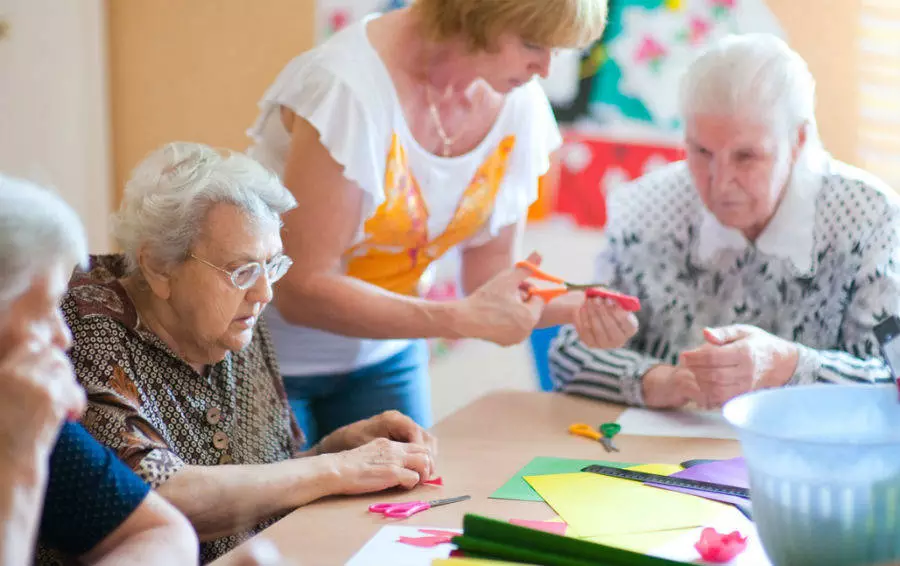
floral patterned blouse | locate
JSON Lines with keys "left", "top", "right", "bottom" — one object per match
{"left": 62, "top": 255, "right": 303, "bottom": 563}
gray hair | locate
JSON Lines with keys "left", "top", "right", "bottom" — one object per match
{"left": 0, "top": 175, "right": 88, "bottom": 304}
{"left": 113, "top": 142, "right": 297, "bottom": 274}
{"left": 679, "top": 33, "right": 827, "bottom": 168}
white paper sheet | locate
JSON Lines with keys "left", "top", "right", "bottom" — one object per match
{"left": 345, "top": 525, "right": 460, "bottom": 566}
{"left": 649, "top": 508, "right": 772, "bottom": 565}
{"left": 616, "top": 407, "right": 739, "bottom": 440}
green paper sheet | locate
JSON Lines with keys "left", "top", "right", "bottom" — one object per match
{"left": 490, "top": 457, "right": 635, "bottom": 502}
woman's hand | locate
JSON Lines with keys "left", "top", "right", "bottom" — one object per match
{"left": 329, "top": 438, "right": 435, "bottom": 495}
{"left": 315, "top": 410, "right": 436, "bottom": 457}
{"left": 454, "top": 254, "right": 546, "bottom": 346}
{"left": 0, "top": 339, "right": 86, "bottom": 472}
{"left": 574, "top": 297, "right": 639, "bottom": 349}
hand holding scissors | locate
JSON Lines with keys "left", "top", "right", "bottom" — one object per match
{"left": 368, "top": 495, "right": 471, "bottom": 519}
{"left": 516, "top": 261, "right": 641, "bottom": 311}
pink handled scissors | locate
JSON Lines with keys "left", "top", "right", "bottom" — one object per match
{"left": 368, "top": 495, "right": 471, "bottom": 519}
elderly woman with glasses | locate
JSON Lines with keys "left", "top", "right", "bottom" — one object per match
{"left": 67, "top": 142, "right": 437, "bottom": 564}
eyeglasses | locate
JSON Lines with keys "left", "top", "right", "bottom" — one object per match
{"left": 188, "top": 253, "right": 293, "bottom": 290}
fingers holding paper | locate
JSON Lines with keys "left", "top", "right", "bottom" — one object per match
{"left": 574, "top": 296, "right": 639, "bottom": 349}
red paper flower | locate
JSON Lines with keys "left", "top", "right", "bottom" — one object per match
{"left": 694, "top": 528, "right": 748, "bottom": 563}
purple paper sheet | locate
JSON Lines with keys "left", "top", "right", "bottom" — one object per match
{"left": 646, "top": 457, "right": 750, "bottom": 507}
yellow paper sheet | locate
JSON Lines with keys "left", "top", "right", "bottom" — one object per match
{"left": 586, "top": 528, "right": 697, "bottom": 553}
{"left": 432, "top": 560, "right": 532, "bottom": 566}
{"left": 524, "top": 464, "right": 730, "bottom": 538}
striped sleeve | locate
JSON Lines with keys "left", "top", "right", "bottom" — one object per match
{"left": 548, "top": 325, "right": 661, "bottom": 406}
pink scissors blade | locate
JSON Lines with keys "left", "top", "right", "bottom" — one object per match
{"left": 369, "top": 500, "right": 431, "bottom": 518}
{"left": 368, "top": 495, "right": 471, "bottom": 519}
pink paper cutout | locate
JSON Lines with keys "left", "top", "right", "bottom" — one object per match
{"left": 396, "top": 528, "right": 458, "bottom": 548}
{"left": 397, "top": 535, "right": 451, "bottom": 548}
{"left": 635, "top": 36, "right": 667, "bottom": 64}
{"left": 509, "top": 519, "right": 568, "bottom": 535}
{"left": 423, "top": 477, "right": 444, "bottom": 486}
{"left": 711, "top": 0, "right": 736, "bottom": 7}
{"left": 689, "top": 17, "right": 711, "bottom": 45}
{"left": 418, "top": 529, "right": 461, "bottom": 537}
{"left": 694, "top": 527, "right": 748, "bottom": 563}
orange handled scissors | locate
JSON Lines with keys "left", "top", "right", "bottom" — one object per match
{"left": 516, "top": 261, "right": 641, "bottom": 312}
{"left": 569, "top": 422, "right": 621, "bottom": 452}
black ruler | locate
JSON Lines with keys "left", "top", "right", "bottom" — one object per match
{"left": 582, "top": 464, "right": 750, "bottom": 499}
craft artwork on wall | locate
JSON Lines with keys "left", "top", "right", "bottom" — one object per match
{"left": 541, "top": 0, "right": 785, "bottom": 133}
{"left": 316, "top": 0, "right": 408, "bottom": 42}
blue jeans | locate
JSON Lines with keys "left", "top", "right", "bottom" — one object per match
{"left": 283, "top": 340, "right": 432, "bottom": 449}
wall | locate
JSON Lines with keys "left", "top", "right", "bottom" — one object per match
{"left": 107, "top": 0, "right": 316, "bottom": 198}
{"left": 0, "top": 0, "right": 112, "bottom": 251}
{"left": 766, "top": 0, "right": 860, "bottom": 164}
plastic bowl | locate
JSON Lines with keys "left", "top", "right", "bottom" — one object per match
{"left": 723, "top": 384, "right": 900, "bottom": 566}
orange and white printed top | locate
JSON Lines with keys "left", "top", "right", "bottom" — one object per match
{"left": 247, "top": 14, "right": 562, "bottom": 376}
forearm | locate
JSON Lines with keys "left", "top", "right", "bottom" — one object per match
{"left": 790, "top": 344, "right": 894, "bottom": 386}
{"left": 155, "top": 456, "right": 339, "bottom": 541}
{"left": 549, "top": 325, "right": 660, "bottom": 405}
{"left": 274, "top": 273, "right": 465, "bottom": 340}
{"left": 0, "top": 457, "right": 47, "bottom": 566}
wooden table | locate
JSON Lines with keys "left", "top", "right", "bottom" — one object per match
{"left": 212, "top": 391, "right": 741, "bottom": 565}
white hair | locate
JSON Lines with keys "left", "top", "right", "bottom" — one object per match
{"left": 0, "top": 175, "right": 88, "bottom": 304}
{"left": 113, "top": 142, "right": 297, "bottom": 274}
{"left": 679, "top": 33, "right": 827, "bottom": 169}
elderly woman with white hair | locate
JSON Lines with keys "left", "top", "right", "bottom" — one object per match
{"left": 66, "top": 142, "right": 439, "bottom": 564}
{"left": 550, "top": 33, "right": 900, "bottom": 409}
{"left": 0, "top": 175, "right": 197, "bottom": 566}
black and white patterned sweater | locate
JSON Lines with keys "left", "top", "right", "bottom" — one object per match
{"left": 550, "top": 158, "right": 900, "bottom": 405}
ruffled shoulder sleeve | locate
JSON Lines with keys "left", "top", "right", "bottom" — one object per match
{"left": 248, "top": 39, "right": 394, "bottom": 217}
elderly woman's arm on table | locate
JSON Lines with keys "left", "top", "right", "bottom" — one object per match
{"left": 70, "top": 324, "right": 433, "bottom": 542}
{"left": 550, "top": 215, "right": 900, "bottom": 409}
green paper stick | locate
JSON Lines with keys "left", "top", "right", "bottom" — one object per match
{"left": 454, "top": 514, "right": 694, "bottom": 566}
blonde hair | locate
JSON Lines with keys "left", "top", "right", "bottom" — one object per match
{"left": 412, "top": 0, "right": 608, "bottom": 51}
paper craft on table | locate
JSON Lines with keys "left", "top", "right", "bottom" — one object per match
{"left": 524, "top": 464, "right": 732, "bottom": 538}
{"left": 650, "top": 457, "right": 750, "bottom": 507}
{"left": 617, "top": 407, "right": 738, "bottom": 440}
{"left": 648, "top": 506, "right": 771, "bottom": 566}
{"left": 346, "top": 525, "right": 461, "bottom": 566}
{"left": 490, "top": 456, "right": 634, "bottom": 501}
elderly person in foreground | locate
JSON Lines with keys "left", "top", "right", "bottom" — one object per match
{"left": 0, "top": 175, "right": 197, "bottom": 566}
{"left": 549, "top": 33, "right": 900, "bottom": 409}
{"left": 67, "top": 142, "right": 439, "bottom": 564}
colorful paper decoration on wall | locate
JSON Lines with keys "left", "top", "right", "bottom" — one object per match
{"left": 542, "top": 0, "right": 785, "bottom": 132}
{"left": 316, "top": 0, "right": 409, "bottom": 42}
{"left": 554, "top": 132, "right": 685, "bottom": 228}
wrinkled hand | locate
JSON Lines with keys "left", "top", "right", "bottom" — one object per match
{"left": 641, "top": 364, "right": 705, "bottom": 409}
{"left": 574, "top": 296, "right": 639, "bottom": 349}
{"left": 331, "top": 438, "right": 435, "bottom": 495}
{"left": 0, "top": 339, "right": 86, "bottom": 468}
{"left": 456, "top": 252, "right": 546, "bottom": 347}
{"left": 315, "top": 410, "right": 437, "bottom": 457}
{"left": 679, "top": 325, "right": 799, "bottom": 408}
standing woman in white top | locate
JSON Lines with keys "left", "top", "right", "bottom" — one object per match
{"left": 247, "top": 0, "right": 635, "bottom": 445}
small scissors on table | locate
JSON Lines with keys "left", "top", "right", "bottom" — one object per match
{"left": 569, "top": 422, "right": 622, "bottom": 453}
{"left": 368, "top": 495, "right": 471, "bottom": 519}
{"left": 516, "top": 261, "right": 641, "bottom": 311}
